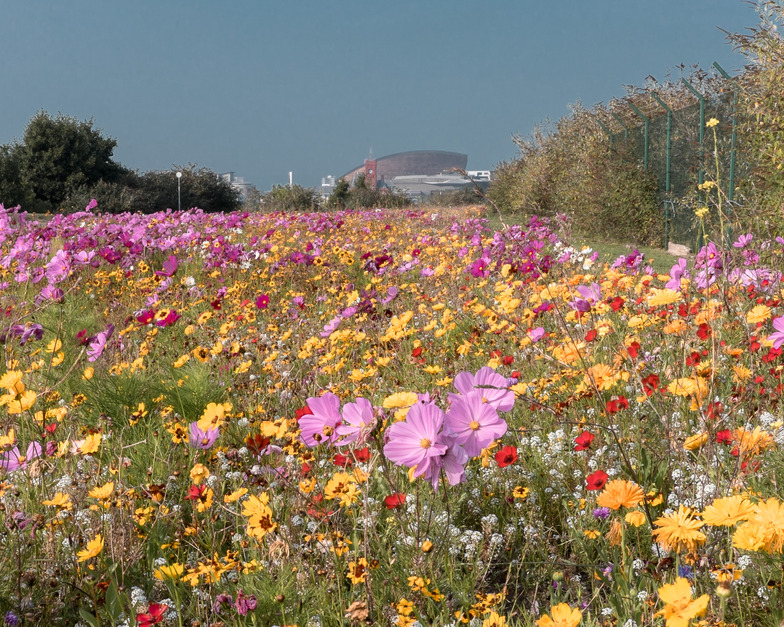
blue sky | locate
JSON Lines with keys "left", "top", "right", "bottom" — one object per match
{"left": 2, "top": 1, "right": 758, "bottom": 192}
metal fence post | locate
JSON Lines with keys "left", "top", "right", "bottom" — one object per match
{"left": 596, "top": 119, "right": 614, "bottom": 154}
{"left": 652, "top": 92, "right": 673, "bottom": 249}
{"left": 713, "top": 62, "right": 737, "bottom": 207}
{"left": 681, "top": 78, "right": 706, "bottom": 186}
{"left": 628, "top": 102, "right": 650, "bottom": 170}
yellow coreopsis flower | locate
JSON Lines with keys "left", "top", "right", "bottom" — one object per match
{"left": 223, "top": 487, "right": 248, "bottom": 503}
{"left": 535, "top": 602, "right": 582, "bottom": 627}
{"left": 154, "top": 562, "right": 185, "bottom": 580}
{"left": 190, "top": 463, "right": 211, "bottom": 485}
{"left": 88, "top": 481, "right": 115, "bottom": 500}
{"left": 42, "top": 492, "right": 73, "bottom": 511}
{"left": 683, "top": 432, "right": 708, "bottom": 451}
{"left": 655, "top": 577, "right": 709, "bottom": 627}
{"left": 706, "top": 117, "right": 719, "bottom": 127}
{"left": 77, "top": 533, "right": 104, "bottom": 562}
{"left": 80, "top": 433, "right": 102, "bottom": 455}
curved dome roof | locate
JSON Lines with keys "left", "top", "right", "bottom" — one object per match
{"left": 342, "top": 150, "right": 468, "bottom": 182}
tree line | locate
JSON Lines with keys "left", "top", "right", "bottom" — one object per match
{"left": 0, "top": 111, "right": 241, "bottom": 214}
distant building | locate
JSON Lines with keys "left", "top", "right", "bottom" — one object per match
{"left": 342, "top": 150, "right": 468, "bottom": 186}
{"left": 321, "top": 175, "right": 337, "bottom": 198}
{"left": 220, "top": 172, "right": 255, "bottom": 201}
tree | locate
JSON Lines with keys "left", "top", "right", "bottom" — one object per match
{"left": 0, "top": 143, "right": 35, "bottom": 209}
{"left": 262, "top": 184, "right": 321, "bottom": 212}
{"left": 328, "top": 178, "right": 351, "bottom": 208}
{"left": 21, "top": 111, "right": 126, "bottom": 210}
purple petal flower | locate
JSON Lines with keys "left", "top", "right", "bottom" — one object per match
{"left": 335, "top": 397, "right": 376, "bottom": 446}
{"left": 0, "top": 442, "right": 42, "bottom": 473}
{"left": 768, "top": 316, "right": 784, "bottom": 350}
{"left": 87, "top": 324, "right": 114, "bottom": 362}
{"left": 300, "top": 392, "right": 342, "bottom": 447}
{"left": 444, "top": 390, "right": 507, "bottom": 457}
{"left": 451, "top": 366, "right": 515, "bottom": 412}
{"left": 188, "top": 422, "right": 220, "bottom": 449}
{"left": 383, "top": 402, "right": 448, "bottom": 480}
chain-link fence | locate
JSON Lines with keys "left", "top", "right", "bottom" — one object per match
{"left": 594, "top": 64, "right": 740, "bottom": 250}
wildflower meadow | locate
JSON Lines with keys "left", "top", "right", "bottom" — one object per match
{"left": 1, "top": 199, "right": 784, "bottom": 627}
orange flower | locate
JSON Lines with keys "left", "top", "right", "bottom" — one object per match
{"left": 652, "top": 505, "right": 706, "bottom": 553}
{"left": 595, "top": 480, "right": 644, "bottom": 510}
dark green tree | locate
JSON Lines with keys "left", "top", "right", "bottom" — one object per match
{"left": 262, "top": 184, "right": 322, "bottom": 212}
{"left": 21, "top": 111, "right": 126, "bottom": 210}
{"left": 0, "top": 143, "right": 35, "bottom": 209}
{"left": 328, "top": 178, "right": 351, "bottom": 208}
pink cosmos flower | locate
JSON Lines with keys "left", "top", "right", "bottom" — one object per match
{"left": 155, "top": 255, "right": 178, "bottom": 277}
{"left": 87, "top": 324, "right": 114, "bottom": 362}
{"left": 450, "top": 366, "right": 515, "bottom": 412}
{"left": 335, "top": 397, "right": 376, "bottom": 446}
{"left": 528, "top": 326, "right": 545, "bottom": 342}
{"left": 444, "top": 390, "right": 507, "bottom": 457}
{"left": 383, "top": 402, "right": 448, "bottom": 481}
{"left": 300, "top": 392, "right": 342, "bottom": 447}
{"left": 0, "top": 442, "right": 42, "bottom": 473}
{"left": 45, "top": 249, "right": 70, "bottom": 284}
{"left": 768, "top": 316, "right": 784, "bottom": 350}
{"left": 188, "top": 422, "right": 220, "bottom": 449}
{"left": 420, "top": 429, "right": 468, "bottom": 490}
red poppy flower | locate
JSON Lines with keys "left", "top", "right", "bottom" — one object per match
{"left": 184, "top": 485, "right": 206, "bottom": 501}
{"left": 697, "top": 323, "right": 712, "bottom": 340}
{"left": 573, "top": 431, "right": 595, "bottom": 451}
{"left": 137, "top": 603, "right": 167, "bottom": 627}
{"left": 626, "top": 341, "right": 640, "bottom": 358}
{"left": 384, "top": 493, "right": 406, "bottom": 509}
{"left": 295, "top": 405, "right": 313, "bottom": 423}
{"left": 502, "top": 355, "right": 514, "bottom": 366}
{"left": 705, "top": 401, "right": 723, "bottom": 421}
{"left": 609, "top": 296, "right": 625, "bottom": 311}
{"left": 641, "top": 373, "right": 660, "bottom": 396}
{"left": 411, "top": 346, "right": 423, "bottom": 358}
{"left": 353, "top": 447, "right": 371, "bottom": 462}
{"left": 586, "top": 470, "right": 608, "bottom": 491}
{"left": 605, "top": 396, "right": 629, "bottom": 414}
{"left": 585, "top": 329, "right": 598, "bottom": 342}
{"left": 495, "top": 445, "right": 518, "bottom": 468}
{"left": 333, "top": 453, "right": 353, "bottom": 467}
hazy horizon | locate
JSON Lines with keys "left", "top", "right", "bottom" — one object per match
{"left": 2, "top": 1, "right": 759, "bottom": 192}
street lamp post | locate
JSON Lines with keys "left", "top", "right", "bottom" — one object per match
{"left": 176, "top": 171, "right": 182, "bottom": 211}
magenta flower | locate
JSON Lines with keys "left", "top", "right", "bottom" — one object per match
{"left": 383, "top": 402, "right": 448, "bottom": 481}
{"left": 155, "top": 255, "right": 179, "bottom": 277}
{"left": 451, "top": 366, "right": 515, "bottom": 412}
{"left": 665, "top": 258, "right": 690, "bottom": 291}
{"left": 768, "top": 316, "right": 784, "bottom": 350}
{"left": 188, "top": 422, "right": 220, "bottom": 449}
{"left": 45, "top": 249, "right": 70, "bottom": 284}
{"left": 87, "top": 324, "right": 114, "bottom": 362}
{"left": 335, "top": 397, "right": 376, "bottom": 446}
{"left": 421, "top": 430, "right": 468, "bottom": 490}
{"left": 255, "top": 294, "right": 269, "bottom": 309}
{"left": 300, "top": 392, "right": 342, "bottom": 447}
{"left": 155, "top": 309, "right": 181, "bottom": 327}
{"left": 444, "top": 390, "right": 507, "bottom": 457}
{"left": 0, "top": 442, "right": 42, "bottom": 473}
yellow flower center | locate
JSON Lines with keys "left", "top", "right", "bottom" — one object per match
{"left": 420, "top": 438, "right": 431, "bottom": 449}
{"left": 469, "top": 421, "right": 480, "bottom": 431}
